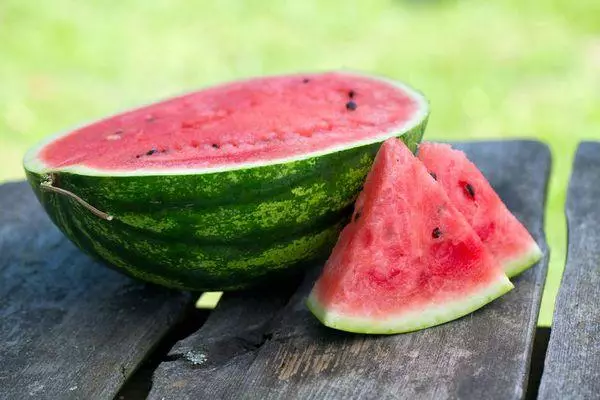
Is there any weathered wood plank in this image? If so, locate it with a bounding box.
[149,282,300,399]
[150,140,550,400]
[0,182,194,400]
[538,142,600,400]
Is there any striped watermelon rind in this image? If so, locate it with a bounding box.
[23,74,429,291]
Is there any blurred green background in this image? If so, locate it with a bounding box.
[1,0,599,325]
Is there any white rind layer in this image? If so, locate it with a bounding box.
[306,274,513,335]
[503,242,543,278]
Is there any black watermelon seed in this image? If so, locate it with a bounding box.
[432,227,442,239]
[430,172,437,180]
[212,143,220,149]
[354,211,362,222]
[348,90,355,98]
[114,129,123,135]
[146,149,157,156]
[462,182,475,199]
[346,100,357,111]
[303,78,310,83]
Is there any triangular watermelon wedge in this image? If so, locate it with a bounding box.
[417,142,542,277]
[307,138,513,334]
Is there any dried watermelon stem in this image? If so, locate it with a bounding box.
[40,174,113,221]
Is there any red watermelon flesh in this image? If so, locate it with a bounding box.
[307,138,513,334]
[38,72,424,171]
[417,142,542,277]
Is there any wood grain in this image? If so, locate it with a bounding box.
[0,182,193,400]
[538,142,600,400]
[149,282,300,399]
[150,140,551,400]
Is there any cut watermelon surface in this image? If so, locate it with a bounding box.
[417,142,542,277]
[31,72,427,173]
[307,139,513,334]
[23,72,429,291]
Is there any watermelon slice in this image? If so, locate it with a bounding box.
[22,72,429,291]
[417,142,542,277]
[307,138,513,334]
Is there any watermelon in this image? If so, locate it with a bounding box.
[22,72,429,291]
[417,142,542,277]
[306,138,513,334]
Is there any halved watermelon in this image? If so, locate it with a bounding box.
[417,142,542,277]
[22,71,429,291]
[307,138,513,334]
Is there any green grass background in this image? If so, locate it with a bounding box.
[1,0,599,325]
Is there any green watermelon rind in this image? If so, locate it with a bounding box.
[503,243,543,278]
[22,73,429,291]
[306,275,514,334]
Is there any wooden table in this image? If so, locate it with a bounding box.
[1,140,598,400]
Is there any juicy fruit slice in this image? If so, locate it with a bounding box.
[417,142,542,277]
[23,72,429,291]
[307,139,513,334]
